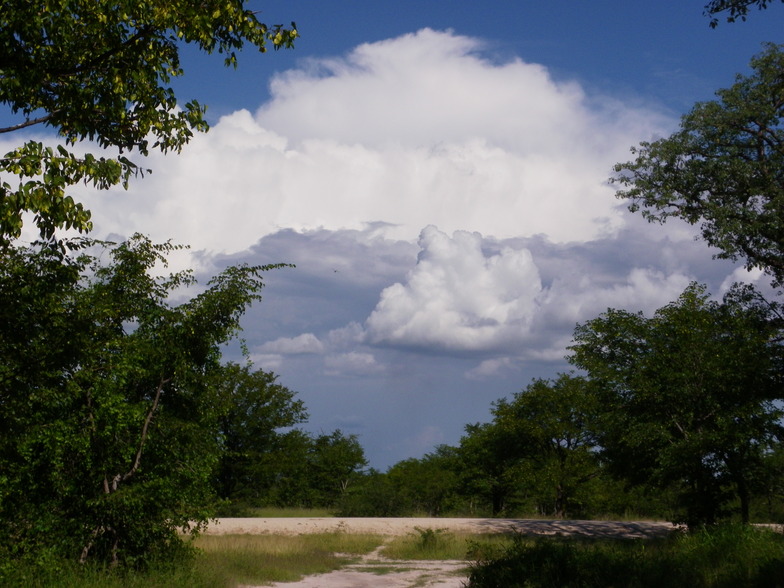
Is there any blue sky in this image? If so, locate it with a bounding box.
[5,1,783,469]
[175,1,782,119]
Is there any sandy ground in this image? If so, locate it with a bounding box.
[205,518,678,587]
[206,517,677,539]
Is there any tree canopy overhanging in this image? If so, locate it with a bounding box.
[613,44,784,287]
[704,0,784,26]
[0,0,296,246]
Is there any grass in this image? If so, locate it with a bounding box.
[467,523,784,588]
[0,532,383,588]
[9,522,782,587]
[191,532,383,586]
[382,527,513,560]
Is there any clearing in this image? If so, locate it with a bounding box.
[205,517,677,587]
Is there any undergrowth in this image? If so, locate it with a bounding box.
[0,532,383,588]
[383,528,512,560]
[467,523,784,588]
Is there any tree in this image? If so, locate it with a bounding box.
[386,447,461,517]
[457,421,522,516]
[214,363,308,503]
[612,44,784,286]
[569,282,784,527]
[0,235,286,568]
[307,430,368,507]
[492,375,601,519]
[338,468,405,517]
[0,1,296,245]
[704,0,784,26]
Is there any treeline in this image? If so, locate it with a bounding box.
[215,363,367,513]
[222,282,784,529]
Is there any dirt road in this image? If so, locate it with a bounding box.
[206,516,677,539]
[205,518,678,587]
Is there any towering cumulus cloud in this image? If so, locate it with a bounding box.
[67,28,669,254]
[366,226,543,351]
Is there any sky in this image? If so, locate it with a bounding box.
[4,1,784,469]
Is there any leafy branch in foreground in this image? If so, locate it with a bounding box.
[704,0,784,27]
[612,44,784,287]
[0,0,297,245]
[0,234,290,568]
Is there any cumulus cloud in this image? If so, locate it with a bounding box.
[249,353,284,372]
[365,226,543,351]
[534,267,693,331]
[363,226,700,356]
[257,333,325,354]
[58,28,671,256]
[465,357,520,380]
[324,352,385,376]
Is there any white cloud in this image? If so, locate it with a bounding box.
[363,226,700,356]
[57,28,670,256]
[324,352,385,376]
[365,226,544,351]
[250,353,284,371]
[465,357,519,380]
[327,322,366,348]
[719,265,765,294]
[258,333,324,354]
[536,268,694,330]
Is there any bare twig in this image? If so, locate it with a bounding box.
[0,112,57,134]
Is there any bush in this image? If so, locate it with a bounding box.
[467,524,784,588]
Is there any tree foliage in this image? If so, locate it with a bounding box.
[0,0,296,245]
[214,363,308,502]
[385,448,461,516]
[455,375,601,518]
[492,375,601,519]
[458,420,521,516]
[613,44,784,286]
[0,235,286,568]
[704,0,784,26]
[569,282,784,527]
[307,430,368,507]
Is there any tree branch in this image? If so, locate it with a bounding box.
[110,375,170,491]
[0,112,57,134]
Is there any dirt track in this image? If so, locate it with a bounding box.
[205,517,679,588]
[206,516,678,539]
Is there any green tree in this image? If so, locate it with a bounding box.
[457,421,522,516]
[0,235,285,568]
[307,430,368,507]
[214,363,308,503]
[258,428,316,508]
[386,447,461,516]
[0,0,296,245]
[612,44,784,286]
[704,0,784,26]
[338,469,405,517]
[492,375,601,519]
[570,282,784,527]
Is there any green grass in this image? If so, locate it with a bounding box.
[0,532,383,588]
[10,523,781,588]
[467,523,784,588]
[191,532,383,586]
[382,527,513,561]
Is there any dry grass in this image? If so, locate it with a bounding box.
[382,528,513,561]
